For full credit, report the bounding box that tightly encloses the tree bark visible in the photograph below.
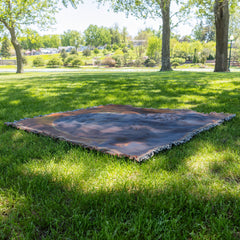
[214,0,229,72]
[9,27,24,73]
[160,0,172,71]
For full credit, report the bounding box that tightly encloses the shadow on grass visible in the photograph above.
[1,144,240,239]
[0,71,240,239]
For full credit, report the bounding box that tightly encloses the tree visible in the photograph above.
[84,25,111,47]
[109,24,121,46]
[188,0,239,72]
[0,0,60,73]
[146,36,162,63]
[214,0,229,71]
[61,30,83,49]
[20,29,42,51]
[1,36,11,59]
[159,0,172,71]
[40,34,61,48]
[229,5,240,40]
[134,28,154,45]
[121,27,129,44]
[0,0,82,73]
[96,0,177,71]
[193,21,215,42]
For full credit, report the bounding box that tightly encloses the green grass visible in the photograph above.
[0,71,239,239]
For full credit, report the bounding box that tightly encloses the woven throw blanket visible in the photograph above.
[5,105,235,162]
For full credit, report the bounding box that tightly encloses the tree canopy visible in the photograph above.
[84,25,111,47]
[0,36,11,59]
[61,30,83,49]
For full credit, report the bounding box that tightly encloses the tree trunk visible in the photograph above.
[160,0,172,71]
[9,27,24,73]
[214,0,229,72]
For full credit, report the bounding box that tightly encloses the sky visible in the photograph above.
[40,1,195,37]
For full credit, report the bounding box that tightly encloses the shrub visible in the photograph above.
[200,56,207,64]
[114,49,124,55]
[170,58,185,65]
[102,57,116,67]
[171,62,180,68]
[71,57,83,67]
[33,56,45,67]
[94,48,99,54]
[103,49,108,55]
[64,56,75,66]
[82,49,91,57]
[60,49,68,60]
[122,47,128,53]
[123,53,130,67]
[126,60,134,67]
[133,58,143,67]
[112,44,119,51]
[144,58,156,67]
[106,45,112,51]
[94,58,101,66]
[47,57,63,68]
[129,43,134,50]
[112,55,123,67]
[70,48,78,55]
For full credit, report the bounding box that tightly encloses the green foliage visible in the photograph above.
[144,58,156,67]
[33,56,45,67]
[146,36,161,63]
[193,21,215,42]
[70,48,78,55]
[171,62,180,68]
[0,37,11,59]
[84,25,111,47]
[60,49,68,60]
[71,57,83,67]
[93,48,100,54]
[94,58,101,66]
[19,29,42,51]
[123,53,131,66]
[112,55,124,67]
[114,49,124,55]
[82,49,91,57]
[133,58,144,67]
[103,49,108,55]
[229,5,240,41]
[61,30,83,49]
[40,34,61,48]
[171,39,216,62]
[64,55,83,67]
[109,24,121,45]
[171,58,186,65]
[47,57,63,68]
[0,0,60,32]
[64,55,76,66]
[135,28,154,42]
[102,57,116,67]
[122,47,128,53]
[112,43,119,51]
[106,44,112,51]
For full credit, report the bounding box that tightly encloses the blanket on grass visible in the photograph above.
[5,105,235,162]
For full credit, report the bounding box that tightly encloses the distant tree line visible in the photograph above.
[13,25,130,52]
[0,0,239,73]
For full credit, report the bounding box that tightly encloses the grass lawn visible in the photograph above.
[0,71,239,239]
